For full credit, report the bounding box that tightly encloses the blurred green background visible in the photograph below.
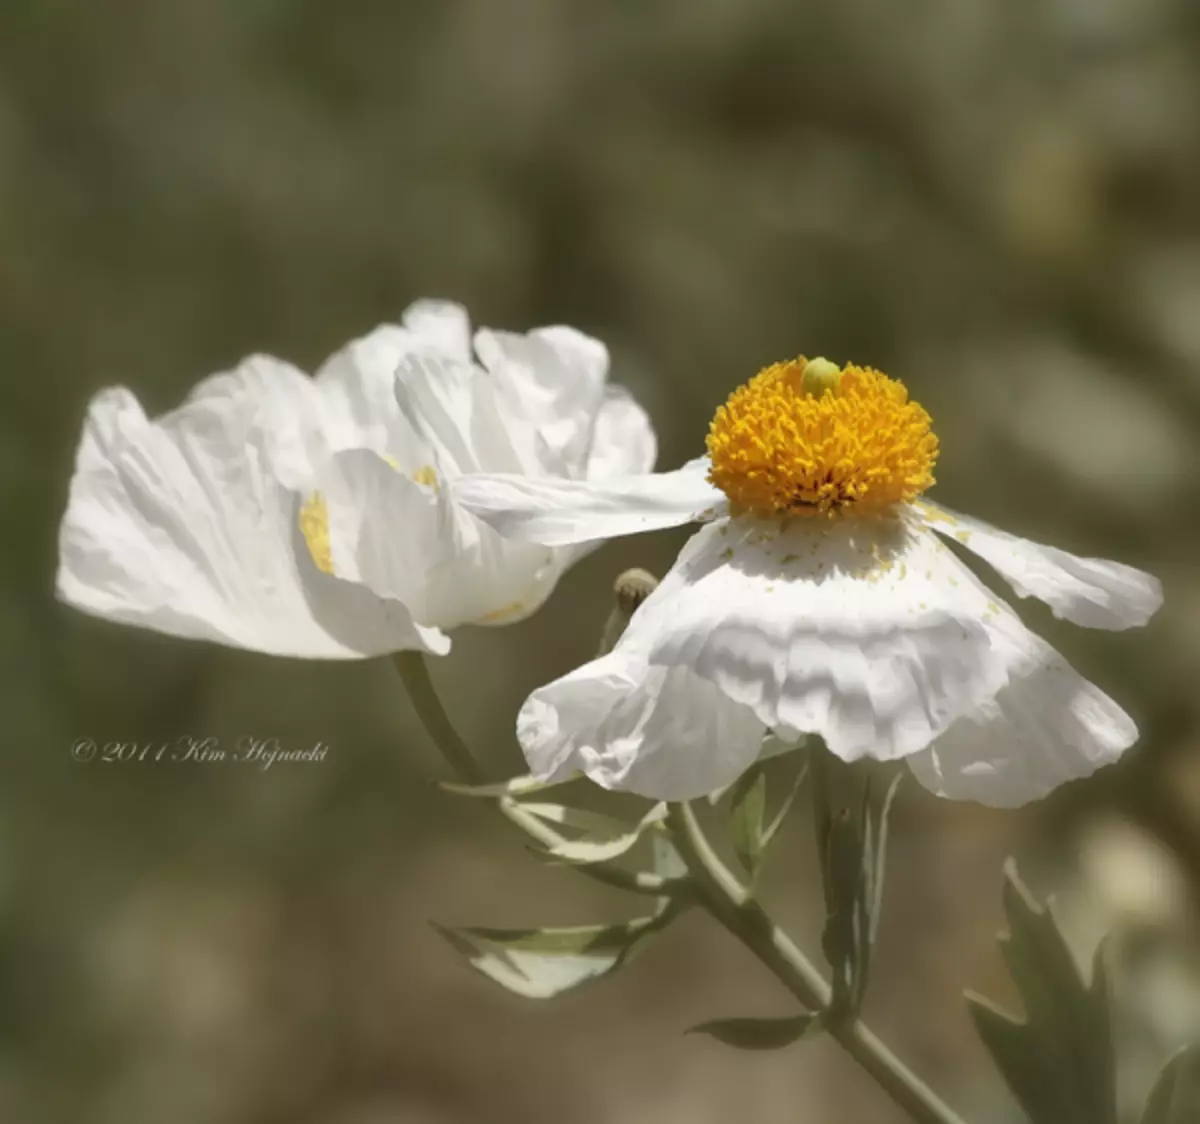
[3,1,1199,1121]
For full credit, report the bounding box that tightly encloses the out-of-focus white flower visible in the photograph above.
[57,300,655,659]
[455,356,1162,805]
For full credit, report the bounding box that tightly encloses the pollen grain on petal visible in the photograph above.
[705,357,938,518]
[412,464,439,491]
[299,492,334,575]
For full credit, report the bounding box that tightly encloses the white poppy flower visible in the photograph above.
[57,300,656,659]
[454,356,1162,806]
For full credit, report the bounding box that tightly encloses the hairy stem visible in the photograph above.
[666,802,968,1124]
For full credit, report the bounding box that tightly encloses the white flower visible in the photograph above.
[454,356,1162,806]
[57,300,656,659]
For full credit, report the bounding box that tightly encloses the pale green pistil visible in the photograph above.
[800,356,843,399]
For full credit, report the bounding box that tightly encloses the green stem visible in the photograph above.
[392,652,671,898]
[392,652,485,786]
[395,653,961,1121]
[666,802,969,1124]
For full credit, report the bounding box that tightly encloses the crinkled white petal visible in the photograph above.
[58,300,654,654]
[901,525,1141,805]
[316,448,559,630]
[518,651,767,800]
[620,515,1019,764]
[917,501,1162,630]
[57,369,447,659]
[451,458,724,548]
[906,645,1137,806]
[512,488,1152,802]
[586,385,658,480]
[402,299,472,361]
[313,324,430,465]
[394,349,527,476]
[475,325,609,475]
[532,385,662,576]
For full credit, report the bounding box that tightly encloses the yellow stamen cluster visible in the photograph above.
[299,462,440,578]
[412,464,439,490]
[706,357,938,517]
[299,493,334,574]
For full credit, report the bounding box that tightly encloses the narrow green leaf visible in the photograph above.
[519,803,634,836]
[730,763,768,878]
[432,904,674,1000]
[709,733,806,807]
[867,773,902,946]
[651,835,688,880]
[688,1012,822,1051]
[820,806,867,1015]
[853,780,876,1010]
[761,763,808,850]
[532,802,668,865]
[813,770,901,1020]
[810,744,890,1021]
[1141,1044,1200,1124]
[810,746,836,906]
[460,916,658,955]
[439,774,568,798]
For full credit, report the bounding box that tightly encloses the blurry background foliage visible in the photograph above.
[1,1,1199,1121]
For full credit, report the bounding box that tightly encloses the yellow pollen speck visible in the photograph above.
[918,502,955,525]
[706,356,938,518]
[299,492,334,575]
[412,464,439,491]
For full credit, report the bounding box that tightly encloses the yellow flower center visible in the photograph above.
[706,356,938,517]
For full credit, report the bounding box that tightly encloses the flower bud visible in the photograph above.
[598,568,659,655]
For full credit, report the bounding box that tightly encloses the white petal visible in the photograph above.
[402,299,472,361]
[586,385,658,479]
[57,369,447,659]
[475,325,609,474]
[906,647,1137,806]
[316,448,559,630]
[394,350,526,476]
[517,651,767,800]
[624,516,1013,763]
[451,458,725,547]
[313,324,430,464]
[917,502,1162,630]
